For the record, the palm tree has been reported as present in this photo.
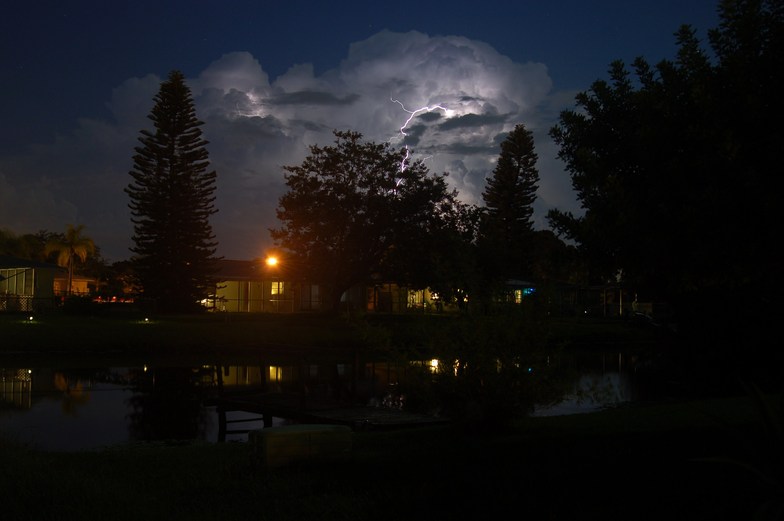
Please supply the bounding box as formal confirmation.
[45,224,96,296]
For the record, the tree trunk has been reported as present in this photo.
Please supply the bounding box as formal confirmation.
[67,254,73,296]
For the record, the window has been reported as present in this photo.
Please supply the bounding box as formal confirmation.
[514,287,535,304]
[0,268,32,295]
[268,366,283,382]
[271,281,284,295]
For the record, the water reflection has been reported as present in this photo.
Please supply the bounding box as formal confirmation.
[0,351,647,450]
[126,367,211,442]
[1,368,32,408]
[53,371,91,415]
[533,371,632,416]
[532,350,643,416]
[0,365,284,451]
[0,368,136,451]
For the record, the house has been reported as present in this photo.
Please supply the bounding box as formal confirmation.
[504,279,537,304]
[53,273,99,296]
[205,259,323,313]
[207,259,541,314]
[0,255,65,312]
[367,283,468,313]
[207,259,455,314]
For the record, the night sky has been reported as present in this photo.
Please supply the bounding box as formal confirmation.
[1,1,720,262]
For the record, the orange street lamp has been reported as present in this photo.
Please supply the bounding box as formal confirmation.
[264,254,282,313]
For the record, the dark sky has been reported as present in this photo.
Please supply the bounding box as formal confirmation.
[1,0,720,261]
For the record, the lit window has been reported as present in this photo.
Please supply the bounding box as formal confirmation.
[271,281,284,295]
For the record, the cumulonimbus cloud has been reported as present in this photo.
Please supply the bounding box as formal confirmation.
[0,30,578,261]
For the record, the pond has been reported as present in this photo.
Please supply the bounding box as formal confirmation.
[0,351,656,451]
[0,366,295,451]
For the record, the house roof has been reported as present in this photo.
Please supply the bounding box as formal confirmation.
[0,255,64,271]
[505,279,536,288]
[215,259,266,281]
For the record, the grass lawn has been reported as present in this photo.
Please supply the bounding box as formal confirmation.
[1,395,779,520]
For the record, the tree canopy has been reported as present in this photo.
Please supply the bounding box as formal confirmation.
[44,224,96,295]
[545,0,784,388]
[125,70,219,313]
[548,0,783,307]
[271,130,468,311]
[1,228,54,261]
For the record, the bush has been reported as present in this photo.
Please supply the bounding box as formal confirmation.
[61,295,100,315]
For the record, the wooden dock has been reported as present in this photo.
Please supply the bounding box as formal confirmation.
[210,391,448,432]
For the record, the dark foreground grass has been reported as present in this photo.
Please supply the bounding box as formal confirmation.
[0,312,368,368]
[1,395,781,521]
[0,309,663,349]
[0,311,364,350]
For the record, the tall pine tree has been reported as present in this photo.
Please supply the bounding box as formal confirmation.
[125,70,219,313]
[480,123,540,282]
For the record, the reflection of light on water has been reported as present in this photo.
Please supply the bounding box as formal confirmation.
[532,372,631,417]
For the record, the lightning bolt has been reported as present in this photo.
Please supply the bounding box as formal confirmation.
[389,99,448,190]
[391,98,447,141]
[233,91,265,118]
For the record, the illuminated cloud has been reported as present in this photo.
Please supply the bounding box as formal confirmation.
[0,30,578,261]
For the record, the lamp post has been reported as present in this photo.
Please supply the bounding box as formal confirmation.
[265,255,279,313]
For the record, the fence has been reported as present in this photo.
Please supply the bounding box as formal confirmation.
[0,295,56,313]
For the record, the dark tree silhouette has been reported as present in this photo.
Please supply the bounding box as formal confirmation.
[479,123,540,292]
[548,0,784,389]
[548,0,783,306]
[126,70,219,313]
[271,130,462,311]
[0,229,54,261]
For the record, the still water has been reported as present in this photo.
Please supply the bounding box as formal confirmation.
[0,366,291,451]
[1,353,645,451]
